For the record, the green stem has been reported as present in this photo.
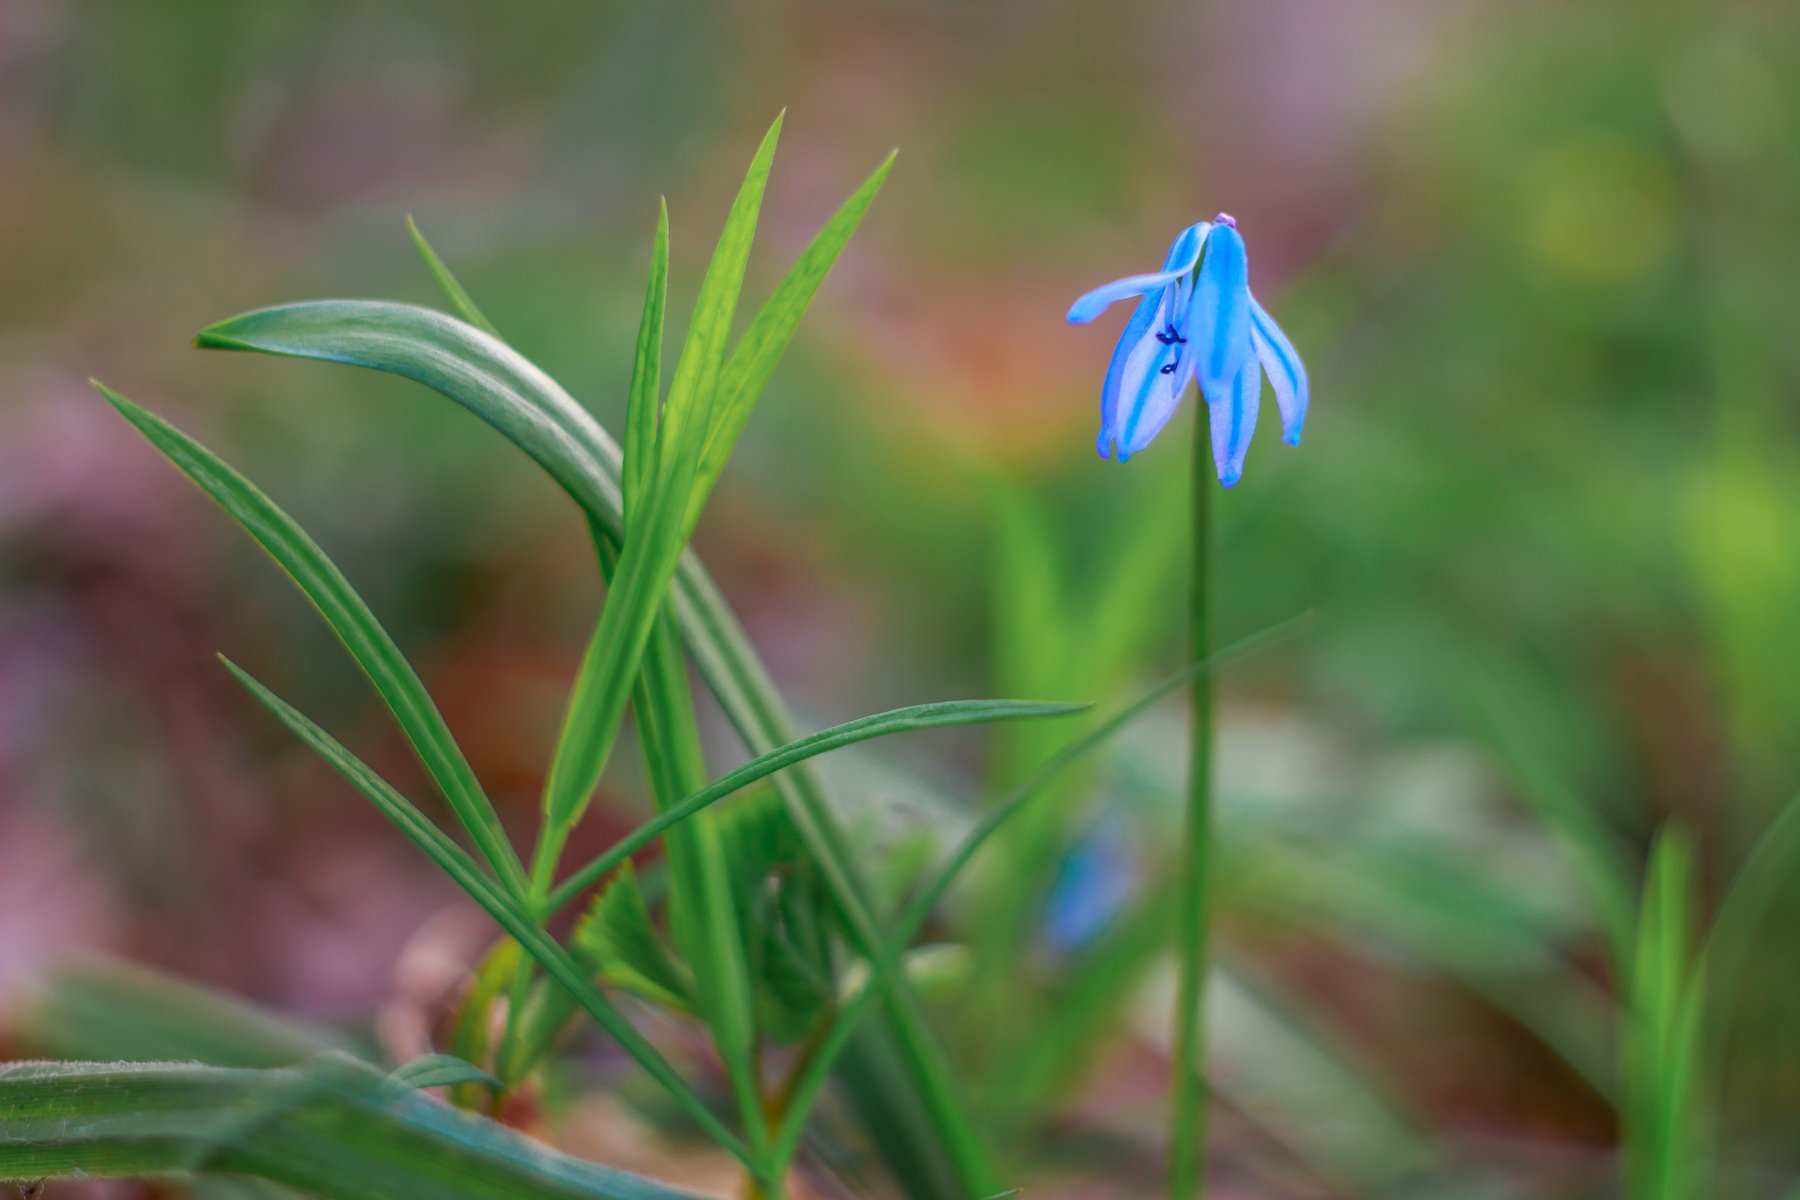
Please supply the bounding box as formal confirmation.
[1168,417,1215,1199]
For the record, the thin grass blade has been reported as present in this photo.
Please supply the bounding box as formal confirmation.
[407,216,502,339]
[96,382,524,895]
[220,658,753,1169]
[691,151,895,523]
[625,202,671,518]
[544,696,1086,916]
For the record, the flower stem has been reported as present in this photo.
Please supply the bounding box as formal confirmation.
[1168,415,1216,1199]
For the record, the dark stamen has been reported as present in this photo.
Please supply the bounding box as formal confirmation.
[1154,323,1188,346]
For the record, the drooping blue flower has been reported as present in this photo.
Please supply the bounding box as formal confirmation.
[1067,215,1308,487]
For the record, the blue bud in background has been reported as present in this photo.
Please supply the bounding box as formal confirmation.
[1043,816,1140,955]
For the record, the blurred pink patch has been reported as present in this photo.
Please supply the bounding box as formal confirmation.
[0,806,120,1022]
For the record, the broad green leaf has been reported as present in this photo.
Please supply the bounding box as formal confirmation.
[96,383,525,896]
[0,1059,705,1200]
[219,658,753,1169]
[24,958,336,1069]
[407,216,501,339]
[389,1053,502,1093]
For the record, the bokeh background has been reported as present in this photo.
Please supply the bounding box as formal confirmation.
[3,1,1798,1196]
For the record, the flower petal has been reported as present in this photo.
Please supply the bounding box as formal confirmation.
[1186,222,1253,405]
[1096,286,1163,458]
[1111,285,1196,461]
[1208,352,1262,488]
[1067,221,1210,324]
[1250,294,1308,447]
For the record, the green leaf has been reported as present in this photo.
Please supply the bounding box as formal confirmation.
[543,696,1088,915]
[624,201,671,519]
[190,269,1005,1193]
[691,149,895,524]
[407,216,502,339]
[537,114,785,863]
[447,939,521,1105]
[574,862,694,1012]
[716,789,831,1044]
[219,657,753,1169]
[22,958,337,1069]
[388,1053,502,1093]
[629,616,769,1156]
[0,1059,706,1200]
[1623,826,1704,1200]
[96,382,525,897]
[658,111,782,478]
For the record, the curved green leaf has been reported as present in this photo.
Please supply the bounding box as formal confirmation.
[388,1053,501,1093]
[0,1059,704,1200]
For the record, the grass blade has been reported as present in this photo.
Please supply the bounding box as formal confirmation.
[658,112,781,475]
[220,657,754,1169]
[544,696,1087,916]
[692,150,895,524]
[1623,827,1700,1200]
[537,115,785,870]
[388,1054,502,1093]
[407,216,502,339]
[625,202,671,518]
[96,382,525,896]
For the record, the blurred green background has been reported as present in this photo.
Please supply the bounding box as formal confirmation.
[2,1,1798,1196]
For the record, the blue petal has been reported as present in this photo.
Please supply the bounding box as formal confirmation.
[1096,286,1163,458]
[1185,223,1253,406]
[1250,295,1308,447]
[1067,221,1210,324]
[1208,352,1262,488]
[1110,282,1197,460]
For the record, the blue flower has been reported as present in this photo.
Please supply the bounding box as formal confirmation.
[1067,215,1308,487]
[1043,816,1139,955]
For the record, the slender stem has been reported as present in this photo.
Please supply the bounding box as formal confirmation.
[1168,417,1215,1199]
